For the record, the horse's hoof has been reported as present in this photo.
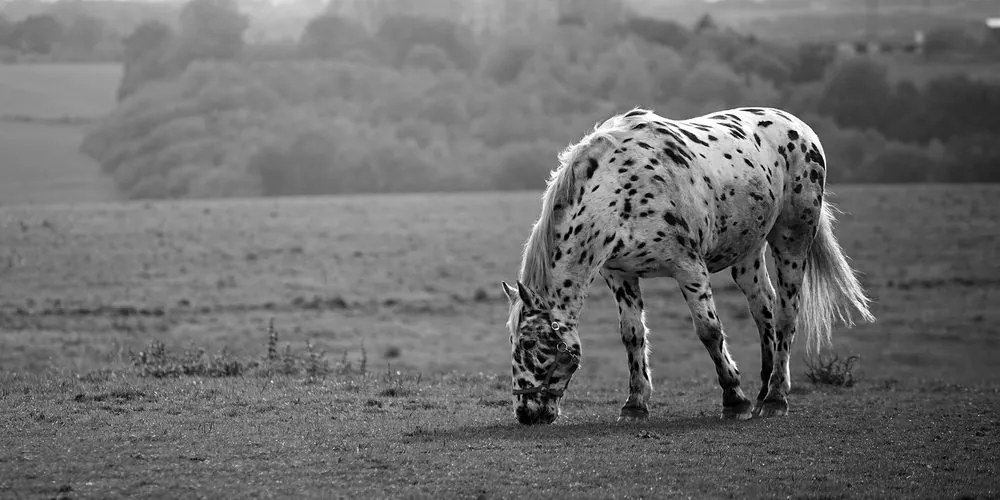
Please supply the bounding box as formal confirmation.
[751,400,764,417]
[617,406,649,423]
[722,401,753,420]
[758,399,788,417]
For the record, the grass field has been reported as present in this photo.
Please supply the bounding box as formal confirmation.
[0,63,121,206]
[0,185,998,497]
[0,64,120,120]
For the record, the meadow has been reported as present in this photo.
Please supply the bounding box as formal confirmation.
[0,63,121,206]
[1,185,998,497]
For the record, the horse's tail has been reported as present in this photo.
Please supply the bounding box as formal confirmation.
[799,201,875,355]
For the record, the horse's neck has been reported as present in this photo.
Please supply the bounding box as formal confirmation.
[544,261,599,326]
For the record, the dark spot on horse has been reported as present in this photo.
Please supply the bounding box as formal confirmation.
[679,129,709,147]
[586,158,599,179]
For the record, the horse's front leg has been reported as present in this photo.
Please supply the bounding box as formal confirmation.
[602,270,652,421]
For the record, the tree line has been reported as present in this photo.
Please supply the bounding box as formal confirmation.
[80,0,1000,200]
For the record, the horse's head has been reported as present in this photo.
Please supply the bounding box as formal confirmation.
[502,281,582,425]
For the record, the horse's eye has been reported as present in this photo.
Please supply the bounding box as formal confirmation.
[519,338,537,350]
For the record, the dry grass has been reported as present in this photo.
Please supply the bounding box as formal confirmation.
[805,353,861,387]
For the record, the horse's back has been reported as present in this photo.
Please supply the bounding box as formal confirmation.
[592,107,827,276]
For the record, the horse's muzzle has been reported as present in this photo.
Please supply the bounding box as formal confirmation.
[516,404,559,425]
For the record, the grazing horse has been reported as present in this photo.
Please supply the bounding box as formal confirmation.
[502,107,874,425]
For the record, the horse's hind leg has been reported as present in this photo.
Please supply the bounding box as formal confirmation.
[761,226,815,417]
[675,261,753,420]
[602,270,652,420]
[731,245,778,416]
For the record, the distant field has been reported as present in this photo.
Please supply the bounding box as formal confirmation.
[0,63,121,205]
[0,186,997,497]
[0,121,119,205]
[0,63,121,119]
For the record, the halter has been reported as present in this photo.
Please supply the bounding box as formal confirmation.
[512,340,580,399]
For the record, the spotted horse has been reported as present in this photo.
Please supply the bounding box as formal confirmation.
[502,107,875,425]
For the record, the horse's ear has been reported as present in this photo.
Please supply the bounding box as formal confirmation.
[516,280,540,310]
[501,281,517,304]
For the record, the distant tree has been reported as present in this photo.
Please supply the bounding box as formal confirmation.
[818,58,893,131]
[177,0,248,62]
[625,16,691,50]
[923,26,983,56]
[480,40,534,84]
[0,14,12,48]
[298,14,370,59]
[11,14,65,54]
[375,16,478,72]
[491,141,558,190]
[123,20,174,65]
[694,13,717,34]
[944,134,1000,182]
[860,142,935,183]
[118,20,177,100]
[61,14,106,56]
[793,43,836,83]
[730,47,793,84]
[679,60,743,105]
[404,44,454,73]
[920,75,1000,141]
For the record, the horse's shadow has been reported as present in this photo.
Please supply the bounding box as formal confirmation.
[427,413,746,443]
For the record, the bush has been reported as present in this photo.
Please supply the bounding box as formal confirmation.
[805,353,860,387]
[491,140,562,190]
[298,14,372,60]
[860,142,938,183]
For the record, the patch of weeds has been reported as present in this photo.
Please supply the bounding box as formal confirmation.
[130,341,252,378]
[804,353,860,387]
[377,363,422,397]
[378,387,411,397]
[127,318,367,381]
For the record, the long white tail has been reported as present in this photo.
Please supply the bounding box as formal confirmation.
[799,202,876,355]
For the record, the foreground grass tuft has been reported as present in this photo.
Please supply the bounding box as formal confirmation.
[129,319,365,381]
[804,353,860,387]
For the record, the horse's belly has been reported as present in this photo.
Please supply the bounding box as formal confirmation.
[703,180,781,273]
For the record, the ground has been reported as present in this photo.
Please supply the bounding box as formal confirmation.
[1,185,998,498]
